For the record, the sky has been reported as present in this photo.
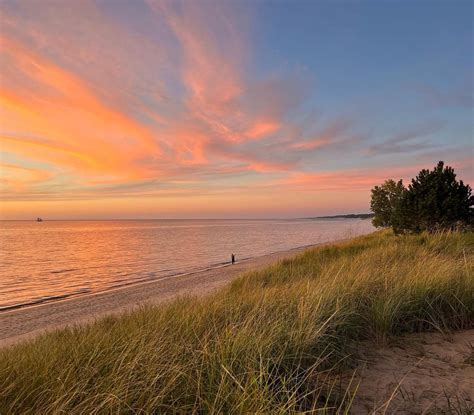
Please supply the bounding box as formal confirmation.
[0,0,472,219]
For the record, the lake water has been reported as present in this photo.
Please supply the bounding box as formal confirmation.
[0,219,374,311]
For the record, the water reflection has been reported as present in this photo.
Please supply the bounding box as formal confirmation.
[0,219,374,310]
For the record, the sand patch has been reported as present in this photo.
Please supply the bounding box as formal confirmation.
[350,330,474,414]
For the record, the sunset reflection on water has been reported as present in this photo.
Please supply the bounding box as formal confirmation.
[0,219,374,310]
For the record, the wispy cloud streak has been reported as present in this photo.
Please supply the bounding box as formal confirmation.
[0,0,470,218]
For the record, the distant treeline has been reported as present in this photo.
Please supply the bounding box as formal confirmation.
[310,213,375,220]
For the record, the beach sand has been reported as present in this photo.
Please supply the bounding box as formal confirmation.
[0,241,330,348]
[349,329,474,413]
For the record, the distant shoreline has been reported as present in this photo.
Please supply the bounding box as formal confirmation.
[308,213,375,220]
[0,216,374,222]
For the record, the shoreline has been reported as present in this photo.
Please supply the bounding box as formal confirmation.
[0,237,353,348]
[0,241,319,313]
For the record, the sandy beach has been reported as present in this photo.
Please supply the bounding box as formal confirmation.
[0,241,333,348]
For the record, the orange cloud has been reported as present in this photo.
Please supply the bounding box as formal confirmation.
[1,36,162,182]
[0,0,317,208]
[0,163,54,192]
[245,120,281,140]
[273,160,474,193]
[1,1,468,220]
[0,133,98,169]
[151,1,245,108]
[292,138,331,150]
[291,119,353,150]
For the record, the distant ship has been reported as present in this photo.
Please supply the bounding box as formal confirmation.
[36,217,43,222]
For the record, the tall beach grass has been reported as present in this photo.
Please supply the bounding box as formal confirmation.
[0,230,472,413]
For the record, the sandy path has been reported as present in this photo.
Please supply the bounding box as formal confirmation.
[0,241,333,348]
[350,330,474,414]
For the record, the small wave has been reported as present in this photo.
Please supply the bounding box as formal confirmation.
[0,229,374,312]
[50,268,80,274]
[1,259,246,311]
[0,288,91,312]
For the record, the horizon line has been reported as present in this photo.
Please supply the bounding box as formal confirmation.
[0,213,373,222]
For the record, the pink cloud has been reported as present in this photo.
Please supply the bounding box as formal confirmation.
[1,0,470,218]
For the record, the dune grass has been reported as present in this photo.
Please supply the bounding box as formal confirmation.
[0,230,472,413]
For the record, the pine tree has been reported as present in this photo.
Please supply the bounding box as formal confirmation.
[395,161,473,233]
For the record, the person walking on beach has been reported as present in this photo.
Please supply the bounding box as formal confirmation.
[231,253,235,264]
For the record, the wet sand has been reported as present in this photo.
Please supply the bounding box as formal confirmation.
[0,241,336,348]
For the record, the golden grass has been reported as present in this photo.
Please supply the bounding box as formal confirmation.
[0,230,472,413]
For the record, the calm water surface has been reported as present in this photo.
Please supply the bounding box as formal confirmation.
[0,219,374,310]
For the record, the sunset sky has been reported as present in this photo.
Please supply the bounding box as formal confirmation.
[1,0,472,219]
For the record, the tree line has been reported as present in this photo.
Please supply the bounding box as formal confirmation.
[370,161,473,233]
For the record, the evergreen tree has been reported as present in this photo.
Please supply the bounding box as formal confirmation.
[370,179,405,228]
[394,161,473,233]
